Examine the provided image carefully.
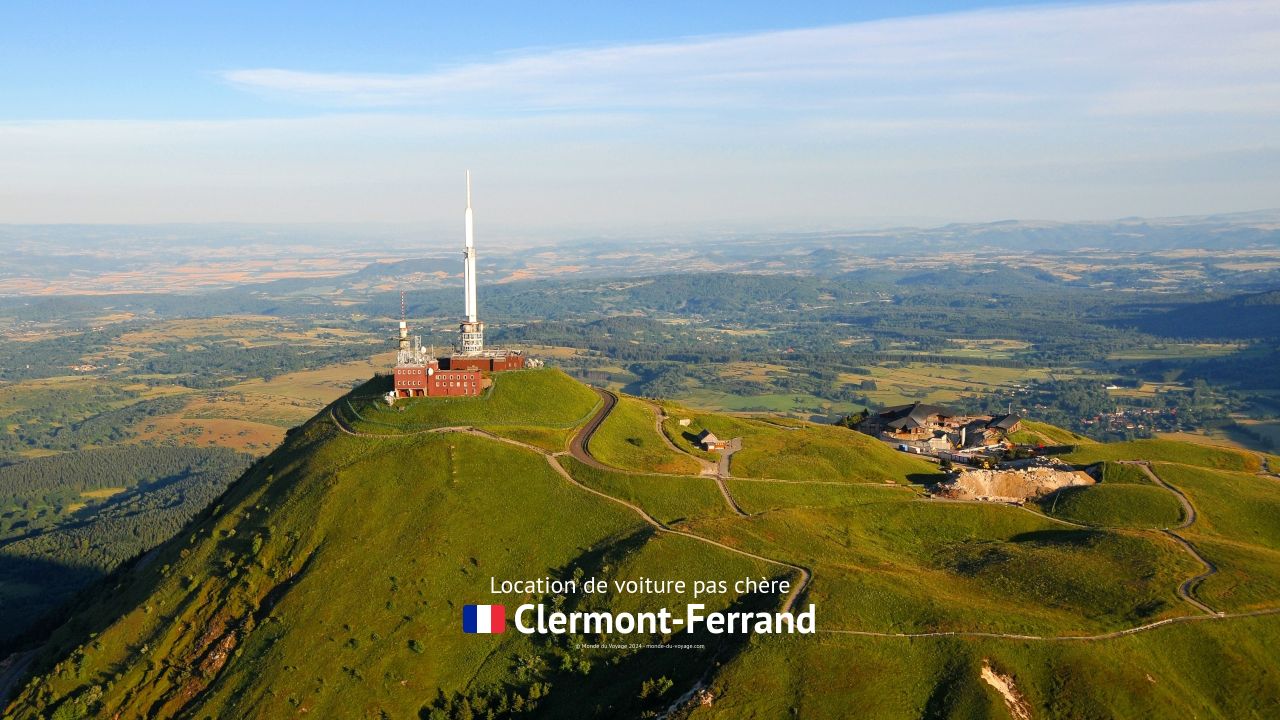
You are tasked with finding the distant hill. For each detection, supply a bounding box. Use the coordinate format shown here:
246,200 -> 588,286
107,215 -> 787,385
1120,290 -> 1280,340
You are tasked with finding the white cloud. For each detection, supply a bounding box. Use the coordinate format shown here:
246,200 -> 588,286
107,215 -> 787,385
2,1 -> 1278,227
221,1 -> 1280,118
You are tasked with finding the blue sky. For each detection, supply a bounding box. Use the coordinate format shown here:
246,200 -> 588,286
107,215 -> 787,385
1,1 -> 1277,233
1,0 -> 1061,119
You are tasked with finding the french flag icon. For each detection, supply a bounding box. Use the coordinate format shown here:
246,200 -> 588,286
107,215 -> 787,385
462,604 -> 506,634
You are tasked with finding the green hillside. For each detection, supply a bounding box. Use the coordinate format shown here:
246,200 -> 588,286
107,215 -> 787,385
5,370 -> 1280,718
661,406 -> 940,483
588,396 -> 702,475
1038,484 -> 1186,528
1063,438 -> 1261,472
344,368 -> 599,439
0,447 -> 250,652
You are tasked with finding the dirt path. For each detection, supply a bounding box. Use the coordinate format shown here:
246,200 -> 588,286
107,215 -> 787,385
1119,461 -> 1220,615
330,400 -> 1279,638
648,402 -> 719,476
1255,453 -> 1280,481
981,660 -> 1032,720
329,396 -> 813,613
714,437 -> 749,517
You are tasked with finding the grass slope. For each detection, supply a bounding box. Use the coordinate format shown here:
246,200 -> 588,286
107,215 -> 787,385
724,480 -> 919,514
682,488 -> 1196,635
561,456 -> 730,525
7,372 -> 1280,719
1039,484 -> 1186,529
698,616 -> 1280,719
1154,464 -> 1280,550
5,424 -> 643,718
1064,439 -> 1260,473
1015,420 -> 1094,445
1100,461 -> 1155,484
347,368 -> 599,433
588,396 -> 701,475
662,408 -> 940,483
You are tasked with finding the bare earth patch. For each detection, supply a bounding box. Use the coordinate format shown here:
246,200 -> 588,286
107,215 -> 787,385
981,659 -> 1032,720
935,459 -> 1095,503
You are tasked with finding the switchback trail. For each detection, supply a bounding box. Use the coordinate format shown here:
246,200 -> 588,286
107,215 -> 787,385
329,397 -> 812,613
330,398 -> 1279,639
1119,460 -> 1220,615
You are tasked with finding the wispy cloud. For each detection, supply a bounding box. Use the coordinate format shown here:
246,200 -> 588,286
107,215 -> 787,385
3,1 -> 1278,226
222,0 -> 1280,119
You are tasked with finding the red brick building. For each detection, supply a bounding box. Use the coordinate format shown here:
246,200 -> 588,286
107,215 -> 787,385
441,351 -> 526,372
393,360 -> 482,398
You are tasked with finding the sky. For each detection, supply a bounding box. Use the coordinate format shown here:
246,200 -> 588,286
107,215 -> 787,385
1,0 -> 1278,236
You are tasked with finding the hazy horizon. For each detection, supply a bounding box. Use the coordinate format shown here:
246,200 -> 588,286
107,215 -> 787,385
3,0 -> 1278,231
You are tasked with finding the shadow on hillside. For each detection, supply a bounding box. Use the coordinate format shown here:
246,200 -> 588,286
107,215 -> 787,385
921,652 -> 999,719
906,472 -> 949,487
549,528 -> 656,598
0,452 -> 275,706
0,554 -> 102,655
423,527 -> 782,718
1008,528 -> 1103,546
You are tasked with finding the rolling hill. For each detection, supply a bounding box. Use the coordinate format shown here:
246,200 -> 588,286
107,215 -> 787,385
4,368 -> 1279,718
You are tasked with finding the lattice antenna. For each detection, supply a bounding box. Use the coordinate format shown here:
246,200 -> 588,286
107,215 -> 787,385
400,290 -> 406,324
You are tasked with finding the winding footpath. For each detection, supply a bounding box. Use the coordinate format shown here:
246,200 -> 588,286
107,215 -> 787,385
1118,460 -> 1221,615
329,396 -> 812,613
329,394 -> 1280,641
646,399 -> 748,516
714,438 -> 749,517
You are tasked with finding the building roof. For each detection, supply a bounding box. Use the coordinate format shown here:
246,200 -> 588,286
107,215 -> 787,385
988,414 -> 1022,430
877,402 -> 960,430
696,430 -> 720,444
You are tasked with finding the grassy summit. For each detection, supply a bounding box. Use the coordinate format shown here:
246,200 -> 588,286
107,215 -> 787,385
6,370 -> 1280,718
340,368 -> 600,452
346,368 -> 599,430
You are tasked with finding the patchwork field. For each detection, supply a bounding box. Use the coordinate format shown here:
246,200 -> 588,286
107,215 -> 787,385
678,389 -> 860,416
132,416 -> 285,453
843,362 -> 1095,407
